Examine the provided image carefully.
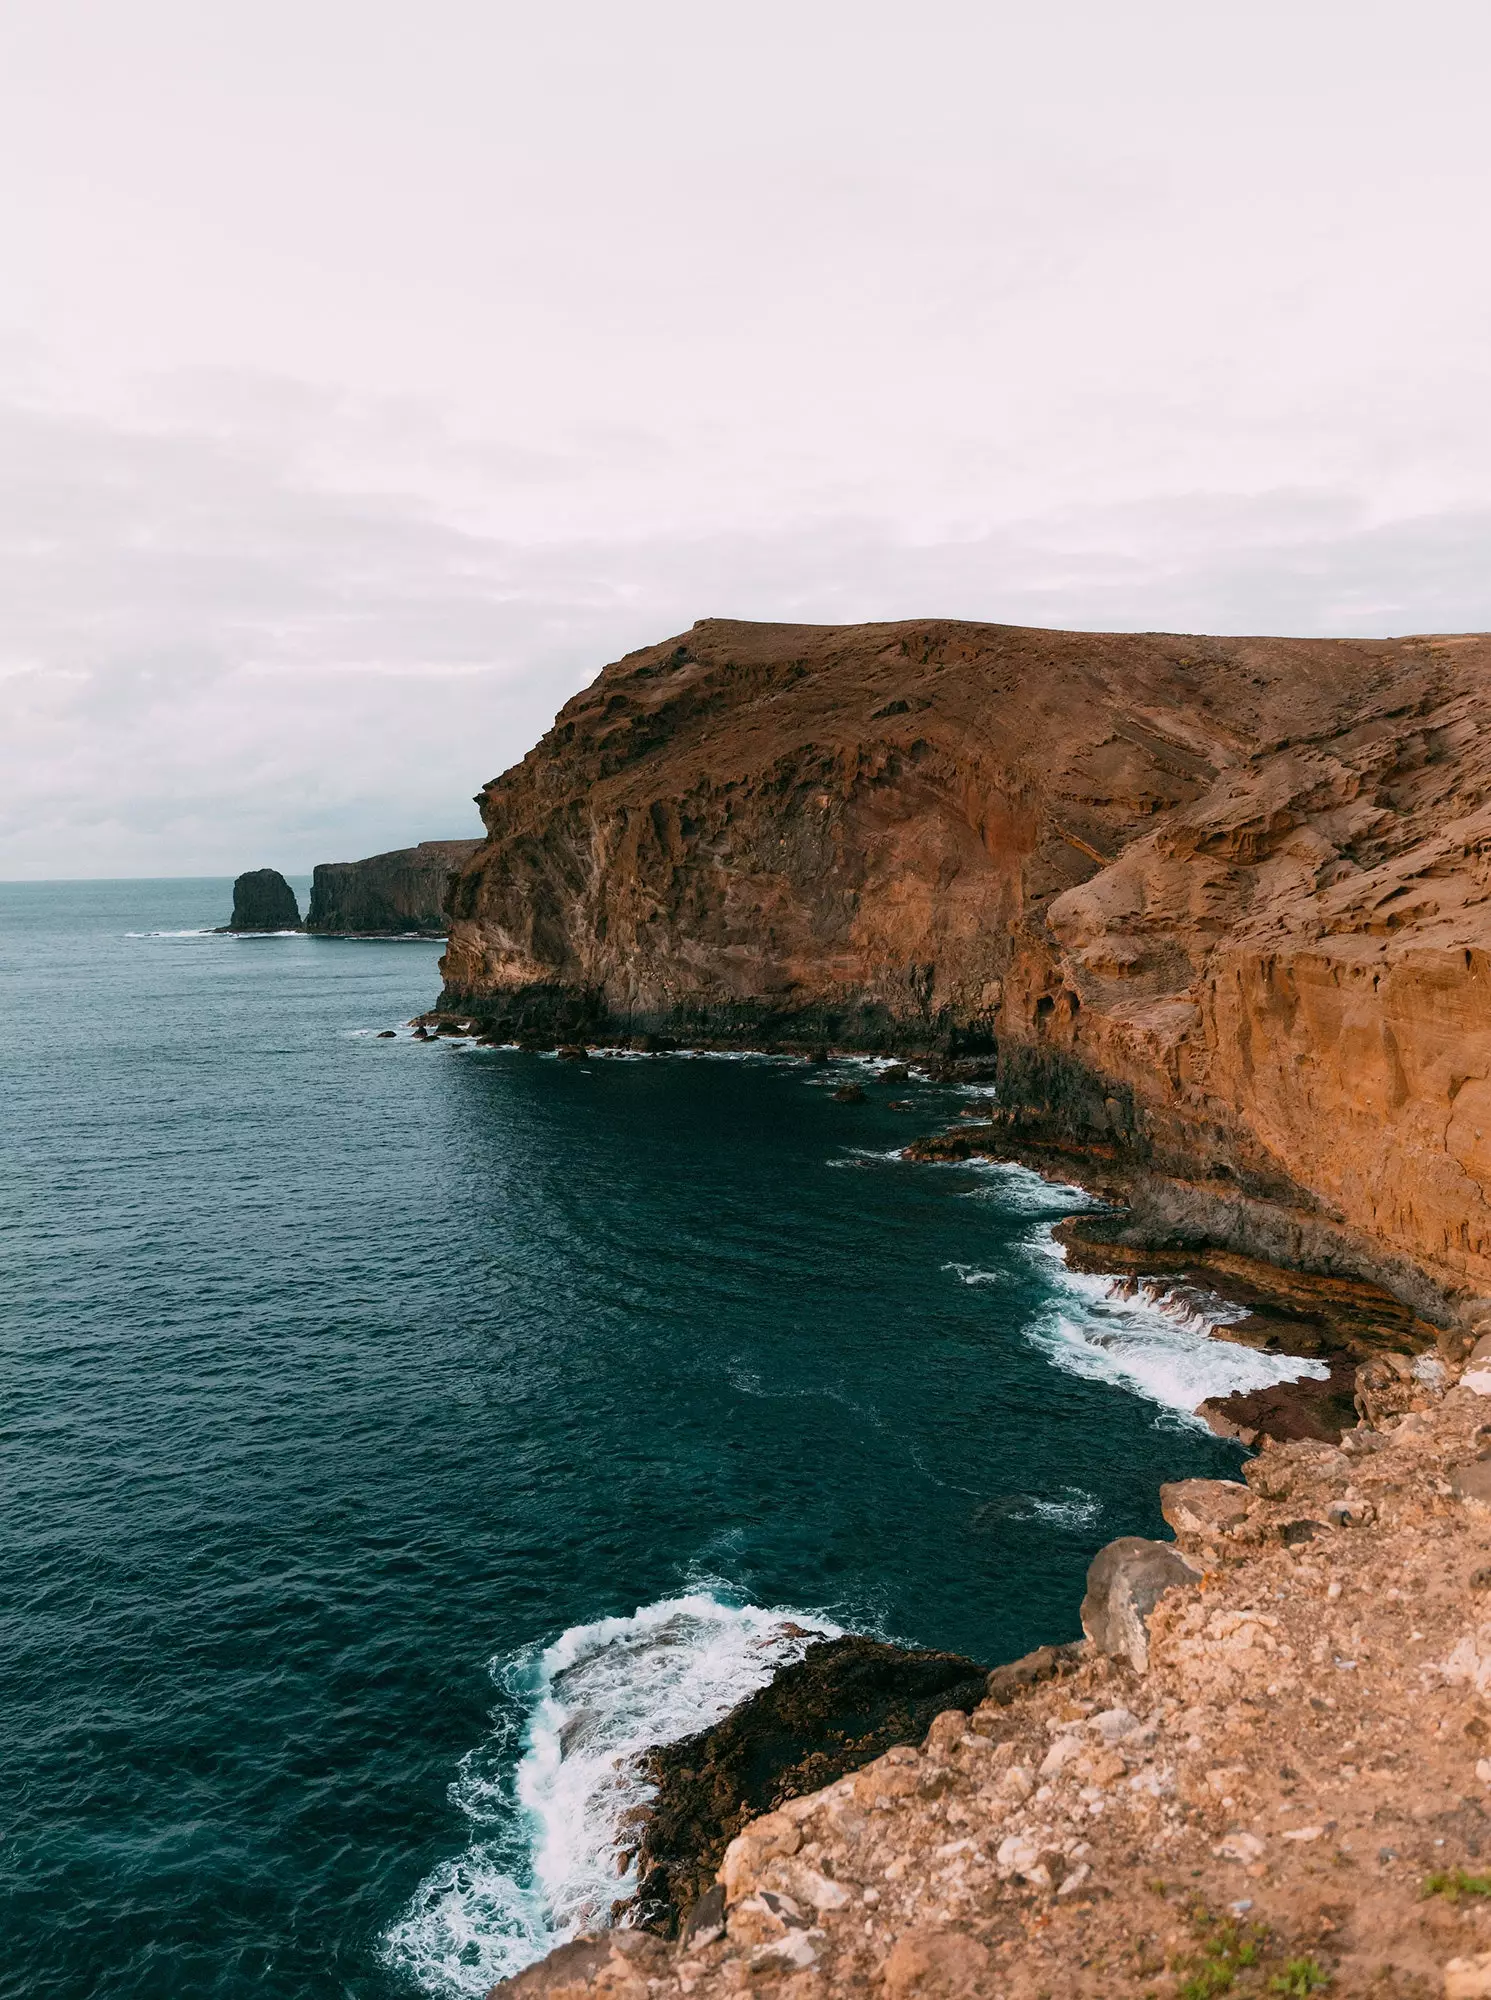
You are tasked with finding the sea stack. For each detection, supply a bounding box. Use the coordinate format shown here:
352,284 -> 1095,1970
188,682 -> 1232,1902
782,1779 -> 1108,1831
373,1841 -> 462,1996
229,868 -> 301,932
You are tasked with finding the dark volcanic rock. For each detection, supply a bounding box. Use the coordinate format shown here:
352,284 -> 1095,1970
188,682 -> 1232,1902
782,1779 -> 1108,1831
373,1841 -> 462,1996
629,1634 -> 987,1936
229,869 -> 300,931
305,839 -> 481,936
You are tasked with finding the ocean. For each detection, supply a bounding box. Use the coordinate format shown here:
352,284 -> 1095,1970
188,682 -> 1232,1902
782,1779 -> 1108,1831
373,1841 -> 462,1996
0,879 -> 1314,1998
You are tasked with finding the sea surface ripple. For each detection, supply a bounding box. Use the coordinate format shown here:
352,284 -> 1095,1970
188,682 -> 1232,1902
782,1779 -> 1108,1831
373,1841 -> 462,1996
0,880 -> 1276,1998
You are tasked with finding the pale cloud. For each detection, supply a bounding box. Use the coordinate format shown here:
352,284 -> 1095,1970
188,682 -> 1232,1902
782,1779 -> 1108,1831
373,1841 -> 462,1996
1,1 -> 1488,874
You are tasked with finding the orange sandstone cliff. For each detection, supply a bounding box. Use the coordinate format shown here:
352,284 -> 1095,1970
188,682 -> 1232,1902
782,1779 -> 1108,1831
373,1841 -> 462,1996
439,619 -> 1491,1307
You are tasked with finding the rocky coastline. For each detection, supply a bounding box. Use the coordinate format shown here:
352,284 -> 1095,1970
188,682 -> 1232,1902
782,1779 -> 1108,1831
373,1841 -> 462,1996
406,613 -> 1491,1996
493,1314 -> 1491,2000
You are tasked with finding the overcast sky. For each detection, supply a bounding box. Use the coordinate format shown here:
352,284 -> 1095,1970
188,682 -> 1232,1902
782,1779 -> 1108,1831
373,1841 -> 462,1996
2,1 -> 1489,877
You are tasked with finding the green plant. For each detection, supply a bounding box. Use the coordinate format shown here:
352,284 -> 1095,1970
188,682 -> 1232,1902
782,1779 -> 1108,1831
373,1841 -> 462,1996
1269,1960 -> 1330,1996
1425,1867 -> 1491,1903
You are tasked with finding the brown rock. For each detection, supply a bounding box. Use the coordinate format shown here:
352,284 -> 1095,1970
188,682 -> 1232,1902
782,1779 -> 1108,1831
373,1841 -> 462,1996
1159,1478 -> 1254,1543
1080,1536 -> 1202,1673
1451,1461 -> 1491,1505
438,616 -> 1491,1304
882,1929 -> 992,1998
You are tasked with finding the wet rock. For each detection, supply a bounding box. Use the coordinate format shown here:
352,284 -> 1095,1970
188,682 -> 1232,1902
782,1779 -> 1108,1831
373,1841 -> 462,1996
1199,1359 -> 1361,1446
832,1083 -> 866,1103
229,868 -> 300,931
1080,1536 -> 1202,1673
557,1045 -> 589,1061
880,1065 -> 909,1084
629,1635 -> 986,1934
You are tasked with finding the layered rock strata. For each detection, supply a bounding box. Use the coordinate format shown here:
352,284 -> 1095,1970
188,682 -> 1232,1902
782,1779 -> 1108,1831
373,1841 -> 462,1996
440,619 -> 1491,1307
493,1341 -> 1491,2000
307,839 -> 480,935
228,868 -> 300,931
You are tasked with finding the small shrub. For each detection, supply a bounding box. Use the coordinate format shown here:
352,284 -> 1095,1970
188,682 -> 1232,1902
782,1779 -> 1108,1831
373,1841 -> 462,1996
1269,1960 -> 1331,1996
1425,1867 -> 1491,1903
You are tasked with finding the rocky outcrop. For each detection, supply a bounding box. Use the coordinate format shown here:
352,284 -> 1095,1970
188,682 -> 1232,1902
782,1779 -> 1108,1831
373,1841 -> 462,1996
627,1636 -> 988,1937
228,868 -> 300,931
491,1351 -> 1491,2000
440,618 -> 1491,1305
306,839 -> 480,936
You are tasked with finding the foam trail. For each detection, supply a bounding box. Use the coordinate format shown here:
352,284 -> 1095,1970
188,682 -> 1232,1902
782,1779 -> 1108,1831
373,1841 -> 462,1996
382,1593 -> 839,1998
1025,1226 -> 1328,1418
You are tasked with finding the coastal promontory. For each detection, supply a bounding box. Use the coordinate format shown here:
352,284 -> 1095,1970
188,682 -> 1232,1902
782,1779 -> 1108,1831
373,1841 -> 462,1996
306,839 -> 480,935
439,618 -> 1491,1309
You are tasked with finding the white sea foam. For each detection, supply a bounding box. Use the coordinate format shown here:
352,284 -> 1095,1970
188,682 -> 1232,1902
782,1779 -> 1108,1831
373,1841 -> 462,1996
382,1593 -> 839,1998
942,1261 -> 1005,1286
1024,1226 -> 1327,1419
953,1160 -> 1103,1217
827,1145 -> 912,1168
123,927 -> 217,938
1027,1490 -> 1103,1527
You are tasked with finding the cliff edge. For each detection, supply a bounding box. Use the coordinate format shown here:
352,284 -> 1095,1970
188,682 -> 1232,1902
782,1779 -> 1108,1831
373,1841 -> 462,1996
439,619 -> 1491,1304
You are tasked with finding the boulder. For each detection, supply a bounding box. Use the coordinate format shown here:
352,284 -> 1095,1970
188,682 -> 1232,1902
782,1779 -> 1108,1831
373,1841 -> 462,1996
228,869 -> 300,931
1080,1536 -> 1202,1674
1159,1478 -> 1253,1544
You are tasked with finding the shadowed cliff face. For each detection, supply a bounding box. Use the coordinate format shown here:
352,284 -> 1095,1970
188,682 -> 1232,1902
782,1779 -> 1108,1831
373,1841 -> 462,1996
440,618 -> 1491,1296
306,840 -> 480,934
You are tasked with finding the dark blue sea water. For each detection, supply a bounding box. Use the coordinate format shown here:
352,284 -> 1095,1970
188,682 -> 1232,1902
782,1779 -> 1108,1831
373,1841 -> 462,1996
0,880 -> 1301,1998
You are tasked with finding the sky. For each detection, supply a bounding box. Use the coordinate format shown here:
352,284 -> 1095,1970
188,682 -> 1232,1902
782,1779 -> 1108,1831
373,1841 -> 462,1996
2,2 -> 1489,877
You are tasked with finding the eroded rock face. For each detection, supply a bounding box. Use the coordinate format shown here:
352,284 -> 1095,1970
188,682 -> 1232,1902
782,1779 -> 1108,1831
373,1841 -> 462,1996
441,618 -> 1491,1297
229,869 -> 300,931
306,840 -> 480,935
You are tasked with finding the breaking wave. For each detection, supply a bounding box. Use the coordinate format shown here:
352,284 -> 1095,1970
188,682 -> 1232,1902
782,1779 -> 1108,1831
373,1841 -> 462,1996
381,1593 -> 839,1998
1024,1226 -> 1328,1419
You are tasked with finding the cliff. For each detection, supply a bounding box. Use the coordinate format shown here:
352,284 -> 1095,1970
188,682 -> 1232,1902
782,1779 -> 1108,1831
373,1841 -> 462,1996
306,839 -> 480,935
439,619 -> 1491,1307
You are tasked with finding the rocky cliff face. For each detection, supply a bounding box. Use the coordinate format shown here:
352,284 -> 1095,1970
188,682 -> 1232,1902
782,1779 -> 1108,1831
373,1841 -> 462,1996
440,619 -> 1491,1302
306,840 -> 480,935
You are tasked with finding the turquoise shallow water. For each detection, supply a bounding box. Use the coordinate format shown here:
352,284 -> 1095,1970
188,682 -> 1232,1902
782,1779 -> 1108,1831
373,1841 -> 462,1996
0,879 -> 1273,1998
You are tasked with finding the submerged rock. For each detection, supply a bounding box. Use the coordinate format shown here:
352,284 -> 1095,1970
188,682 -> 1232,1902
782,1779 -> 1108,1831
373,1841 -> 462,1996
228,869 -> 300,931
628,1634 -> 987,1936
